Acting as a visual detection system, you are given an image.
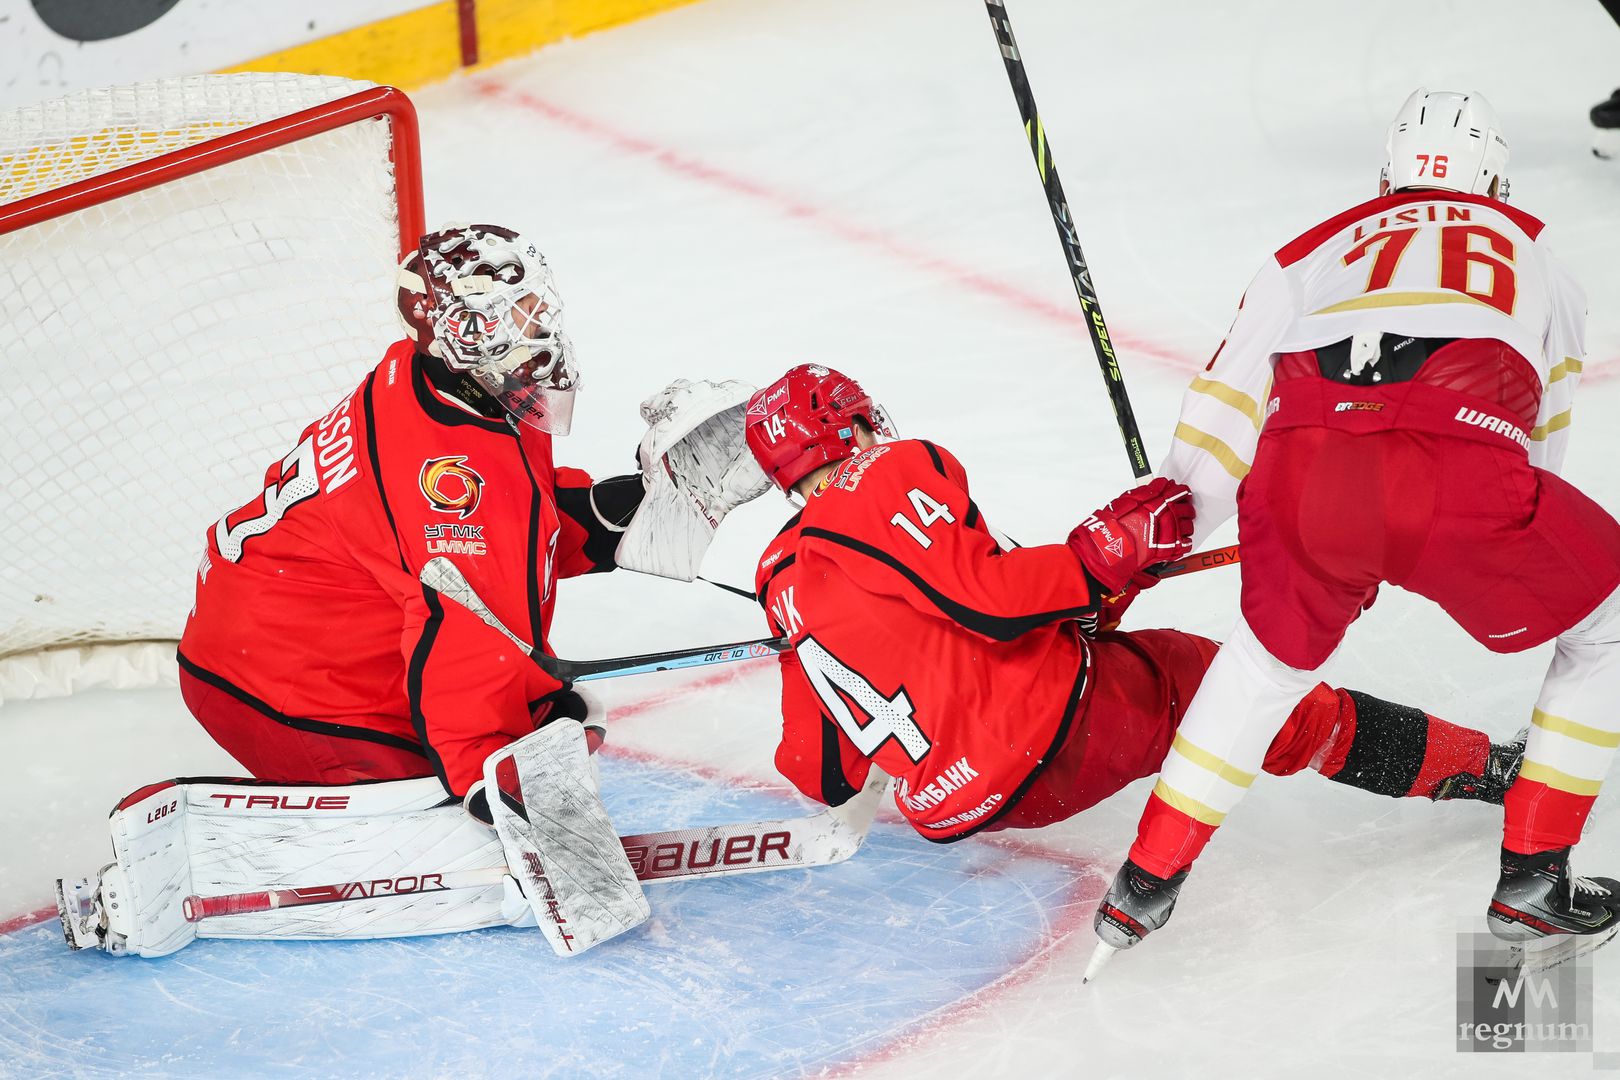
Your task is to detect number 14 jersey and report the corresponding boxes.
[754,439,1100,841]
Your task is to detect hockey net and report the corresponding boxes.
[0,73,425,702]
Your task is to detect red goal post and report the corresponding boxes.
[0,74,426,701]
[0,84,424,255]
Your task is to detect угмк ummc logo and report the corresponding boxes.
[420,455,485,519]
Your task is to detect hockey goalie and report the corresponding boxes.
[55,224,770,958]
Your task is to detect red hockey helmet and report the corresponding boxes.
[745,364,896,492]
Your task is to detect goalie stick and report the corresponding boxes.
[419,556,789,681]
[423,547,1240,687]
[983,0,1151,479]
[178,766,889,923]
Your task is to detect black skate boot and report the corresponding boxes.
[1488,846,1620,971]
[1085,859,1189,982]
[1432,728,1525,804]
[1094,859,1188,950]
[1594,88,1620,160]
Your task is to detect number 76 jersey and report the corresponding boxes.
[754,439,1100,842]
[1165,189,1588,547]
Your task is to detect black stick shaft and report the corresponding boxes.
[546,636,791,682]
[983,0,1151,478]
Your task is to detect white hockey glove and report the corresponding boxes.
[616,378,771,581]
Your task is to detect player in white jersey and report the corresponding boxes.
[1091,90,1620,968]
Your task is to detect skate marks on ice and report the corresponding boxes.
[0,755,1102,1079]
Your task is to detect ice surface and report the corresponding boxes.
[4,0,1620,1075]
[1,753,1098,1077]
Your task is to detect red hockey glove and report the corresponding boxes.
[1067,478,1195,596]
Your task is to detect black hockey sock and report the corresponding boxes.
[1323,691,1491,801]
[1325,690,1430,799]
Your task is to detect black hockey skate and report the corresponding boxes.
[1594,88,1620,160]
[1094,860,1188,949]
[1488,846,1620,972]
[1085,859,1189,982]
[1432,728,1525,804]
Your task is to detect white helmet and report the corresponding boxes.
[397,224,579,435]
[1381,89,1510,200]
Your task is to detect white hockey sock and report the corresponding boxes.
[1510,584,1620,852]
[1155,617,1325,827]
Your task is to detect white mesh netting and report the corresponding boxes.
[0,73,411,696]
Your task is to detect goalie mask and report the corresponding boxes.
[745,364,897,492]
[397,224,579,435]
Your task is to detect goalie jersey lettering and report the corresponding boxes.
[756,440,1098,841]
[181,340,613,796]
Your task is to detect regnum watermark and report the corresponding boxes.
[1456,923,1592,1054]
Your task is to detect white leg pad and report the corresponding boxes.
[485,719,650,956]
[66,776,511,957]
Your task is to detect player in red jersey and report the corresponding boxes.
[1094,90,1620,968]
[180,224,765,813]
[743,364,1522,848]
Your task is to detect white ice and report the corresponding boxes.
[4,0,1620,1075]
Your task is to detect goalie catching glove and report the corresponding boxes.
[616,379,772,581]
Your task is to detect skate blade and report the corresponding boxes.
[1511,925,1619,975]
[1082,941,1116,985]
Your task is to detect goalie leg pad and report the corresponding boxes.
[59,776,513,957]
[485,719,650,956]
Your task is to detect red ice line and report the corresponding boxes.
[470,79,1200,374]
[474,78,1620,384]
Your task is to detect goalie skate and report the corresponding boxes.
[54,864,131,954]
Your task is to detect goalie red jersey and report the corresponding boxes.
[179,340,621,796]
[756,438,1101,840]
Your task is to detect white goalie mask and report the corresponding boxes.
[398,224,580,435]
[1380,89,1510,201]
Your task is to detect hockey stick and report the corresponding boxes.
[699,575,757,602]
[425,543,1237,688]
[180,766,890,923]
[983,0,1151,479]
[1148,543,1240,580]
[420,557,788,682]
